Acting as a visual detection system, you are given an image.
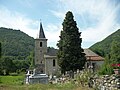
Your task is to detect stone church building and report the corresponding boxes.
[35,23,58,76]
[35,23,104,76]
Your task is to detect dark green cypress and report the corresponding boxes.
[57,11,86,74]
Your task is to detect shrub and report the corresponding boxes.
[75,70,92,86]
[98,64,113,75]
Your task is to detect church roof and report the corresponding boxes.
[84,49,98,56]
[44,48,104,61]
[39,22,46,38]
[84,49,104,61]
[46,47,57,56]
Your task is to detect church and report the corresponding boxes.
[34,22,104,76]
[35,22,58,76]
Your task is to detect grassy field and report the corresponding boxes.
[0,75,24,85]
[0,76,93,90]
[0,84,93,90]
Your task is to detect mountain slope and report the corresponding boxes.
[0,27,35,60]
[90,29,120,57]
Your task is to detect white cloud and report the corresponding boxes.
[0,6,61,48]
[0,0,120,48]
[82,2,120,42]
[0,6,38,38]
[44,24,62,48]
[50,10,65,19]
[52,0,120,47]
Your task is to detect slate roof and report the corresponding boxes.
[39,23,46,38]
[84,49,98,56]
[44,48,104,61]
[46,47,58,56]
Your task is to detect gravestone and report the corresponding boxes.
[26,68,48,84]
[69,70,74,79]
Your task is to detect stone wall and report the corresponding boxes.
[89,74,120,90]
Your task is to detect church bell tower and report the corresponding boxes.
[35,22,47,74]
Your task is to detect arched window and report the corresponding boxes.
[40,42,42,47]
[53,59,55,67]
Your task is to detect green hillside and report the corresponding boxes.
[0,27,34,60]
[90,29,120,57]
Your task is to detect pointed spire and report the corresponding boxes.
[39,22,46,38]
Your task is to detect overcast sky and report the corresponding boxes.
[0,0,120,48]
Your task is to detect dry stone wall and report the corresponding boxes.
[90,74,120,90]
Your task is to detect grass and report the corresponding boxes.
[0,75,93,90]
[0,83,93,90]
[0,75,24,85]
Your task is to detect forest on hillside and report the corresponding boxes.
[0,27,35,75]
[90,29,120,57]
[90,29,120,75]
[0,27,35,60]
[0,27,120,75]
[0,27,57,75]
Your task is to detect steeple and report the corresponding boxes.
[39,22,46,38]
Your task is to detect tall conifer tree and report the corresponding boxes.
[57,11,86,73]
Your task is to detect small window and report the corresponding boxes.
[40,42,42,47]
[53,59,55,67]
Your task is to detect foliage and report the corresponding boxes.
[98,35,120,75]
[98,64,113,75]
[0,75,24,85]
[110,40,120,63]
[0,27,58,74]
[0,27,34,60]
[90,29,120,57]
[0,56,30,75]
[57,11,86,74]
[13,60,30,72]
[75,70,92,85]
[0,27,35,75]
[98,55,113,75]
[0,56,16,75]
[26,51,35,68]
